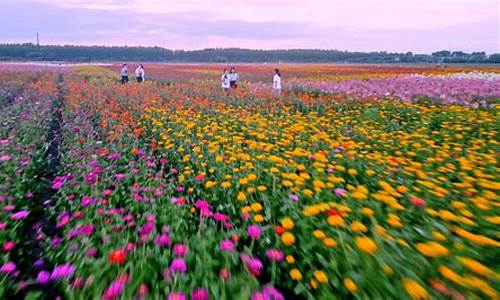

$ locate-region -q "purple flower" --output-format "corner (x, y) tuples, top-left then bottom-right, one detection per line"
(37, 271), (51, 285)
(11, 210), (30, 220)
(288, 194), (299, 202)
(0, 155), (11, 162)
(0, 262), (16, 274)
(51, 180), (64, 189)
(265, 248), (284, 262)
(169, 258), (187, 274)
(334, 188), (347, 197)
(192, 288), (209, 300)
(263, 285), (285, 300)
(107, 153), (120, 161)
(219, 240), (235, 251)
(102, 274), (128, 300)
(50, 263), (75, 280)
(247, 225), (261, 240)
(173, 244), (188, 257)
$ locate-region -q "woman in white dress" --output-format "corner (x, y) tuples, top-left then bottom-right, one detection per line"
(272, 68), (282, 97)
(221, 69), (230, 92)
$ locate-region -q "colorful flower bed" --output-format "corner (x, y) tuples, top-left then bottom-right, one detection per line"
(0, 64), (498, 299)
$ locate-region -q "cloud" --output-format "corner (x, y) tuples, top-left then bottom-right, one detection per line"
(1, 0), (499, 52)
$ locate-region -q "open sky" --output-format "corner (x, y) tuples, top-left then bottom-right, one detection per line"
(1, 0), (499, 53)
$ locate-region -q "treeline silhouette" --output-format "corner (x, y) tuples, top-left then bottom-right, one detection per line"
(0, 43), (499, 63)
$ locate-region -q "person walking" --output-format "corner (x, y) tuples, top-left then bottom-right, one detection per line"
(221, 68), (230, 92)
(228, 67), (239, 89)
(135, 64), (145, 83)
(272, 68), (282, 97)
(120, 64), (129, 84)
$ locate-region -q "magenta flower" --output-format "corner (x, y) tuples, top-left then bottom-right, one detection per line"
(219, 240), (235, 251)
(0, 155), (11, 162)
(11, 210), (30, 220)
(243, 256), (263, 276)
(265, 248), (284, 262)
(170, 258), (187, 273)
(37, 271), (51, 285)
(173, 244), (188, 257)
(334, 188), (347, 197)
(102, 274), (129, 300)
(51, 180), (64, 190)
(3, 241), (15, 251)
(0, 262), (16, 274)
(167, 292), (186, 300)
(247, 225), (261, 240)
(154, 234), (171, 247)
(192, 288), (209, 300)
(50, 263), (75, 280)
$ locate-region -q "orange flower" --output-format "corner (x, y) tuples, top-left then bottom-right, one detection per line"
(108, 249), (127, 265)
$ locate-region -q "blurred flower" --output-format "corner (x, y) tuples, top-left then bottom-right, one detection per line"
(191, 287), (209, 300)
(170, 258), (187, 273)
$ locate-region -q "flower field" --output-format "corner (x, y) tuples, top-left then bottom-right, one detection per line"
(0, 64), (499, 299)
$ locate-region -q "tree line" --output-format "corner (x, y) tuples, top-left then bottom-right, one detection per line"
(0, 43), (498, 63)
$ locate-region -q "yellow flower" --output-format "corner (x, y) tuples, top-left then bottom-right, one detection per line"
(281, 217), (294, 230)
(290, 268), (302, 281)
(281, 232), (295, 246)
(205, 181), (216, 188)
(438, 265), (465, 286)
(415, 242), (449, 257)
(313, 270), (328, 283)
(310, 279), (318, 289)
(361, 208), (374, 217)
(221, 181), (231, 188)
(348, 169), (358, 175)
(254, 214), (264, 223)
(241, 206), (251, 213)
(239, 178), (249, 185)
(247, 173), (257, 181)
(352, 191), (368, 200)
(250, 202), (263, 212)
(323, 237), (337, 247)
(237, 192), (247, 202)
(313, 230), (326, 239)
(247, 187), (255, 193)
(257, 185), (267, 192)
(343, 279), (358, 293)
(366, 170), (376, 176)
(356, 237), (377, 254)
(457, 257), (494, 277)
(383, 265), (394, 275)
(431, 231), (447, 241)
(350, 221), (368, 232)
(402, 278), (429, 299)
(286, 255), (295, 264)
(327, 215), (344, 227)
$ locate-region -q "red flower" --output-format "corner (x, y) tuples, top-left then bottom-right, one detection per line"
(274, 225), (285, 235)
(410, 197), (426, 207)
(108, 249), (126, 265)
(327, 209), (340, 216)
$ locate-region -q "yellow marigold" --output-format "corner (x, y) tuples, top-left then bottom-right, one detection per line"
(290, 268), (302, 281)
(323, 237), (337, 247)
(239, 178), (249, 185)
(254, 214), (264, 223)
(241, 206), (251, 213)
(396, 185), (408, 193)
(356, 237), (377, 255)
(310, 278), (318, 289)
(286, 255), (295, 264)
(361, 208), (374, 217)
(350, 221), (368, 232)
(237, 192), (247, 202)
(457, 257), (494, 277)
(281, 218), (294, 230)
(327, 215), (344, 227)
(343, 278), (358, 293)
(247, 173), (257, 181)
(416, 242), (449, 257)
(463, 274), (497, 298)
(281, 232), (295, 246)
(205, 181), (216, 188)
(313, 230), (326, 239)
(250, 202), (263, 212)
(221, 181), (231, 188)
(247, 187), (255, 193)
(257, 185), (267, 192)
(438, 265), (465, 286)
(352, 191), (368, 200)
(402, 278), (429, 299)
(348, 169), (358, 175)
(366, 170), (376, 176)
(313, 270), (328, 283)
(431, 231), (447, 241)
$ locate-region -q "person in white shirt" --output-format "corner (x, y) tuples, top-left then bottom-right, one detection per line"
(120, 64), (129, 84)
(221, 68), (230, 91)
(135, 64), (145, 83)
(228, 68), (239, 88)
(273, 68), (282, 97)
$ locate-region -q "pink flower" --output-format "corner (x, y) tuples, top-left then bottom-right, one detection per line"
(79, 224), (94, 236)
(167, 292), (186, 300)
(0, 155), (11, 162)
(102, 274), (129, 300)
(11, 210), (30, 220)
(51, 180), (64, 189)
(170, 258), (187, 273)
(219, 240), (235, 251)
(0, 262), (16, 274)
(265, 248), (284, 262)
(288, 194), (299, 202)
(247, 225), (261, 240)
(173, 244), (188, 257)
(243, 257), (263, 276)
(192, 288), (209, 300)
(37, 271), (50, 284)
(219, 268), (231, 280)
(154, 234), (171, 247)
(334, 188), (347, 197)
(410, 197), (426, 207)
(3, 241), (15, 251)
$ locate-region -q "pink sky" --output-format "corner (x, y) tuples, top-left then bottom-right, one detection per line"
(2, 0), (499, 52)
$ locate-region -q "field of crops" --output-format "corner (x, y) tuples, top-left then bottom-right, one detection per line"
(0, 63), (499, 299)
